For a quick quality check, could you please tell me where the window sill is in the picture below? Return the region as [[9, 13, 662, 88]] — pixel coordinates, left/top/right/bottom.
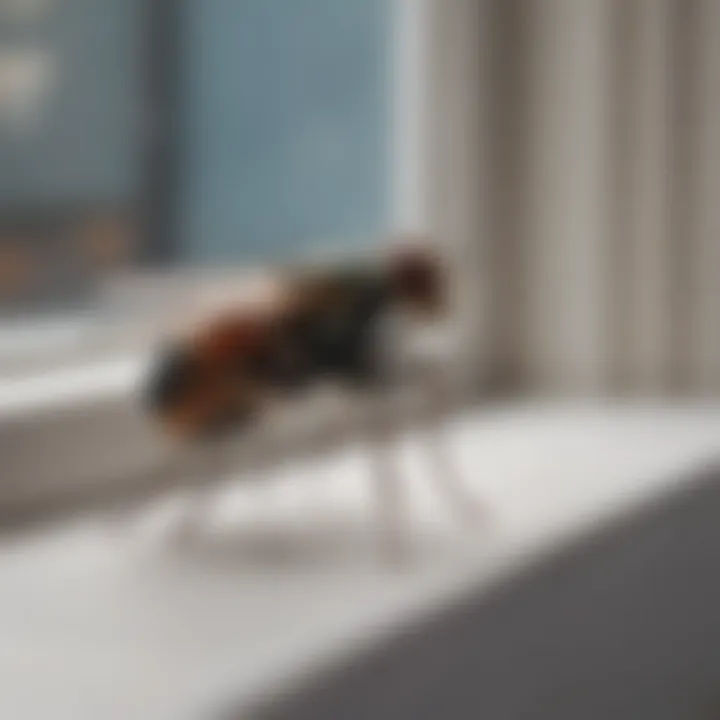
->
[[0, 264, 475, 526]]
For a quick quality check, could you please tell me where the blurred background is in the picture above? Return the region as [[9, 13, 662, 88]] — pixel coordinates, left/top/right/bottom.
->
[[0, 0, 718, 393], [0, 0, 390, 371], [1, 1, 720, 718]]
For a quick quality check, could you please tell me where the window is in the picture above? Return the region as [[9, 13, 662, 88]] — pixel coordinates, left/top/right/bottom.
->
[[0, 0, 393, 311], [179, 0, 390, 266], [0, 0, 143, 313]]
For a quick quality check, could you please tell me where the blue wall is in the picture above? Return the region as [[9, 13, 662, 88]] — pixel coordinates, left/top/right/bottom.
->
[[182, 0, 390, 265], [0, 0, 142, 208]]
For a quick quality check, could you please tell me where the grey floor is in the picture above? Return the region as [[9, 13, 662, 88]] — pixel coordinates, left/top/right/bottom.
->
[[253, 455, 720, 720], [0, 405, 718, 720]]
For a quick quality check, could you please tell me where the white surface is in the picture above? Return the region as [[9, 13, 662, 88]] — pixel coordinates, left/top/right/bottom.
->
[[0, 404, 718, 720], [0, 356, 144, 417], [0, 316, 94, 357], [0, 311, 463, 514]]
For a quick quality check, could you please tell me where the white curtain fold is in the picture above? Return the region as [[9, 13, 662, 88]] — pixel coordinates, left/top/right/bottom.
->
[[418, 0, 720, 396]]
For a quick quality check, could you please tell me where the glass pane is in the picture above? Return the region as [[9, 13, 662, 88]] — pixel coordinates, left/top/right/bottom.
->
[[0, 0, 143, 314], [182, 0, 390, 266]]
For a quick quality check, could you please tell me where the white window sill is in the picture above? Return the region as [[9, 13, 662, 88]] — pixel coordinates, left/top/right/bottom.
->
[[0, 356, 144, 418], [0, 346, 464, 524]]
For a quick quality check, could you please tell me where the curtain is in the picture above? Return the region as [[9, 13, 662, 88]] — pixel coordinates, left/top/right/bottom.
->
[[419, 0, 720, 397]]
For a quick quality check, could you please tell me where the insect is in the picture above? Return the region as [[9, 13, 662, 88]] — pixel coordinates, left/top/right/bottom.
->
[[143, 238, 483, 563]]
